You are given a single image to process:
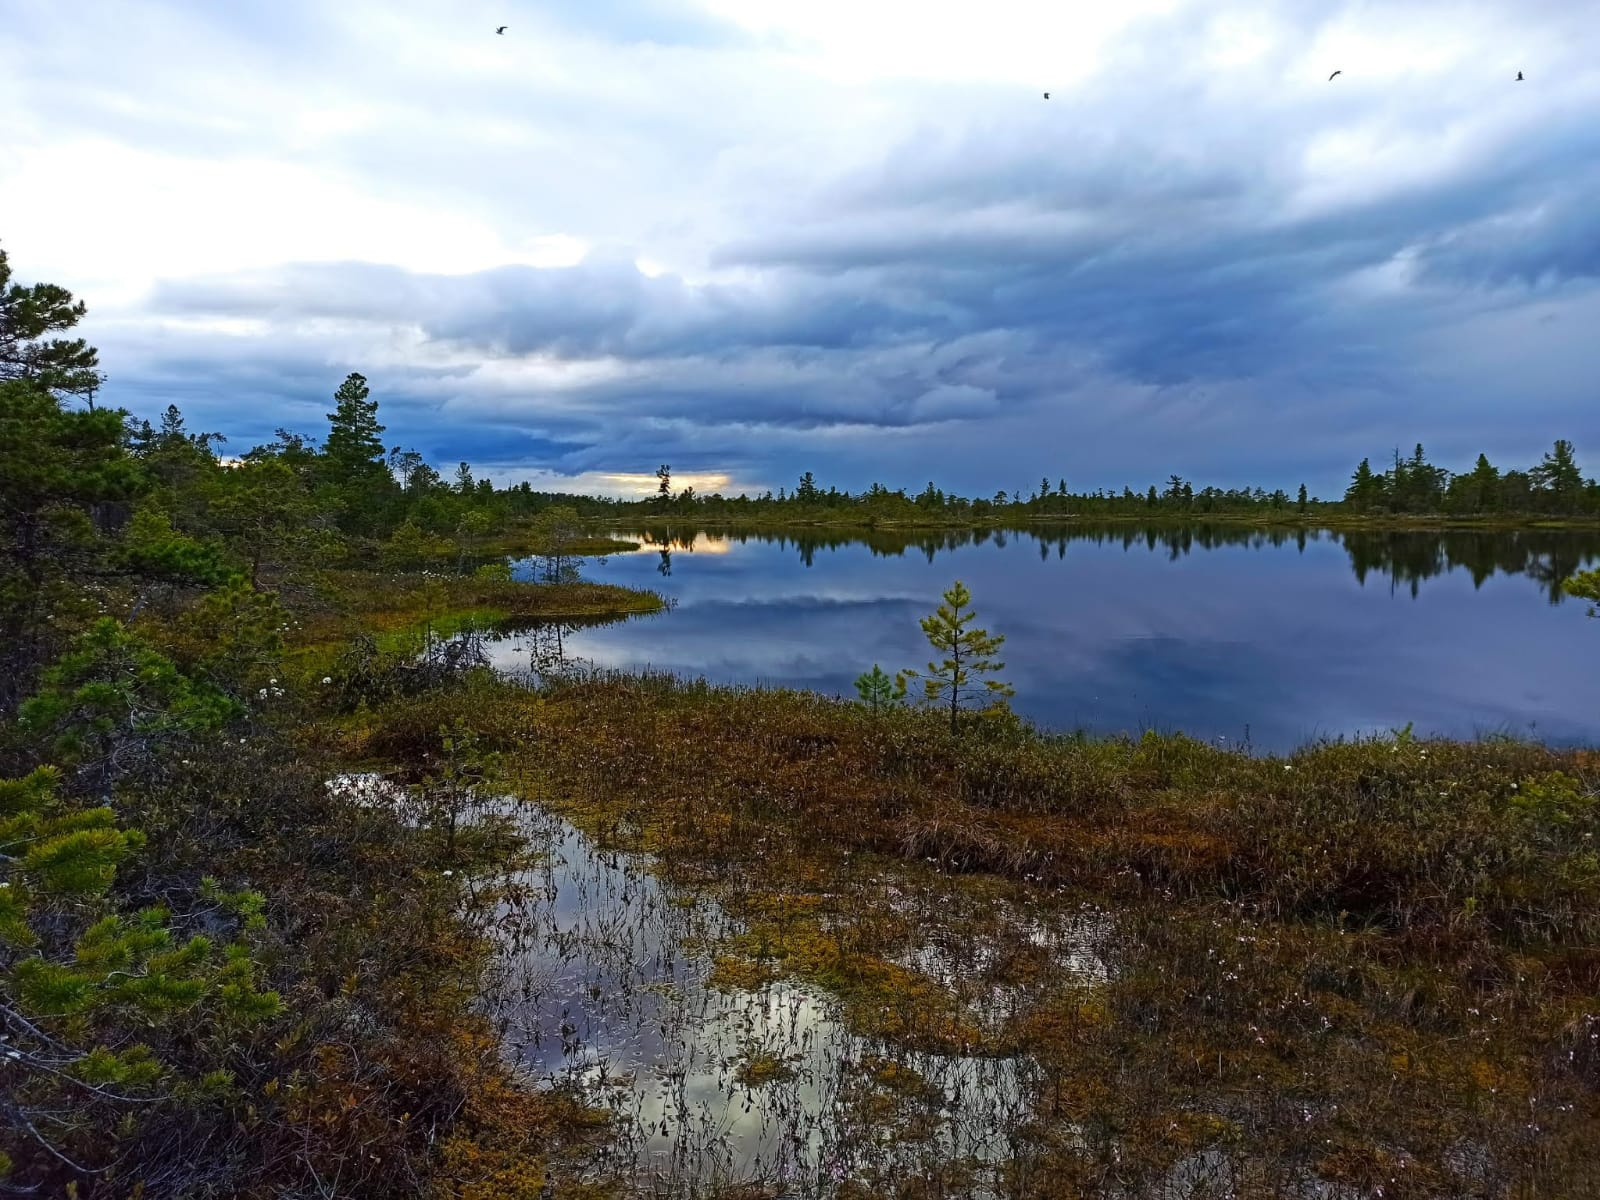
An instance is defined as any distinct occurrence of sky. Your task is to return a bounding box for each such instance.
[3,0,1598,499]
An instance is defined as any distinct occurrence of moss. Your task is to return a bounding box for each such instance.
[730,1047,797,1088]
[363,674,1600,1193]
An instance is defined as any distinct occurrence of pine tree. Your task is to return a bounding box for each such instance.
[323,373,385,482]
[0,243,104,401]
[0,766,280,1177]
[902,580,1014,734]
[853,665,906,716]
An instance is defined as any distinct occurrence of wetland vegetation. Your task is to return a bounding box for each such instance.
[3,245,1599,1197]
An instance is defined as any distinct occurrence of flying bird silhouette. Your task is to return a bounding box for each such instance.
[496,25,507,34]
[1043,92,1050,99]
[1328,69,1341,80]
[1516,70,1524,80]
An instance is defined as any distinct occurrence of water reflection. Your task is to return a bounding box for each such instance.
[612,523,1600,603]
[496,524,1600,751]
[483,807,1048,1196]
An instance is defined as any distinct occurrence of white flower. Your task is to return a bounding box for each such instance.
[1284,764,1293,772]
[442,870,454,877]
[258,689,268,699]
[322,676,333,685]
[269,678,277,685]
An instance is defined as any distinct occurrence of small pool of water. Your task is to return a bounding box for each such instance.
[481,806,1055,1196]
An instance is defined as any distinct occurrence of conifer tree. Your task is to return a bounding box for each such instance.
[853,664,906,715]
[902,580,1014,734]
[1345,458,1380,510]
[0,766,280,1179]
[0,243,103,401]
[1531,439,1584,511]
[323,372,385,482]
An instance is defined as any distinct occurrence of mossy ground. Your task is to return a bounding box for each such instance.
[365,675,1600,1198]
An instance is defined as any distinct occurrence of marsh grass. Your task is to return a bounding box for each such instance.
[363,674,1600,1197]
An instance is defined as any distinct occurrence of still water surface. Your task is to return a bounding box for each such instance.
[482,806,1054,1195]
[501,524,1600,752]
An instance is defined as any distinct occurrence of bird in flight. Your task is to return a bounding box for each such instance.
[1328,69,1341,80]
[1043,92,1050,99]
[496,25,508,34]
[1516,70,1524,80]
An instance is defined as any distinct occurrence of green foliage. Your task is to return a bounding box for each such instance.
[210,456,333,586]
[382,518,454,568]
[0,376,143,704]
[853,664,906,715]
[0,242,102,399]
[322,371,385,480]
[411,719,505,861]
[528,504,585,582]
[454,507,493,574]
[18,618,242,772]
[901,580,1014,734]
[0,768,138,940]
[1,766,280,1177]
[120,503,237,587]
[1564,566,1600,616]
[174,576,289,693]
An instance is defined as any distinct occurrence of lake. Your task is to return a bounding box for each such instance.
[498,524,1600,753]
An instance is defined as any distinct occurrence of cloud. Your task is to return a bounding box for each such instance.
[3,0,1600,496]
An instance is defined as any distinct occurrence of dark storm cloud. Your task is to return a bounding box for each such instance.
[151,258,965,360]
[8,0,1600,494]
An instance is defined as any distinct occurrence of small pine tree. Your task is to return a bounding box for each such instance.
[853,664,906,715]
[0,766,280,1176]
[902,580,1015,734]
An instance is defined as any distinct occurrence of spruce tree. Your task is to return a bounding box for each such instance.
[323,373,385,483]
[1345,458,1379,510]
[1532,440,1584,512]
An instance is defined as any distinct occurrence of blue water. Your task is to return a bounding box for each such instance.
[500,524,1600,752]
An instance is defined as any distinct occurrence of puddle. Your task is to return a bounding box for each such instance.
[328,774,1393,1197]
[482,806,1048,1196]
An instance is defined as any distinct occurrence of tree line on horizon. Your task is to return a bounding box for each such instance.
[627,443,1600,521]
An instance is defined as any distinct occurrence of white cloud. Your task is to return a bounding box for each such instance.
[2,0,1599,496]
